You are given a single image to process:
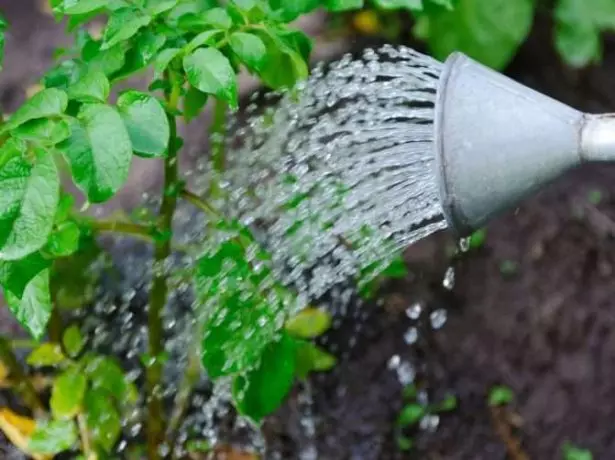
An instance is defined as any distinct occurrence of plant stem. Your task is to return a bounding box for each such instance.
[146,72,182,460]
[47,308,63,343]
[180,189,221,220]
[0,337,44,416]
[9,339,37,349]
[167,344,201,458]
[210,98,227,197]
[88,220,154,242]
[77,413,92,458]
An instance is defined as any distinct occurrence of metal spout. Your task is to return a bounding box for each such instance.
[434,52,615,235]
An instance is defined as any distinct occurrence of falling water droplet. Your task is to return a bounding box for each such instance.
[442,266,455,290]
[405,303,422,320]
[429,309,448,330]
[404,327,418,344]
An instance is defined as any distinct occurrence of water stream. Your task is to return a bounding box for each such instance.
[220,45,448,299]
[76,45,450,458]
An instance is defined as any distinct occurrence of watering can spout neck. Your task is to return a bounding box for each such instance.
[581,114,615,163]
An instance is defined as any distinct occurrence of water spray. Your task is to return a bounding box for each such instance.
[435,52,615,235]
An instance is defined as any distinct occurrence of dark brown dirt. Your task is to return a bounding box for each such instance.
[4,2,615,460]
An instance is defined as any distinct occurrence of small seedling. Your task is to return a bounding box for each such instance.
[488,385,514,407]
[562,442,593,460]
[499,260,519,277]
[587,189,603,205]
[469,228,487,249]
[396,384,457,451]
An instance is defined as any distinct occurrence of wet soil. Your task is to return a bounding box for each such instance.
[3,2,615,459]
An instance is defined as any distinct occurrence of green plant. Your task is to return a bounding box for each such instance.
[562,442,593,460]
[468,228,487,249]
[347,0,615,71]
[488,385,514,407]
[395,384,457,452]
[499,260,519,278]
[0,0,391,458]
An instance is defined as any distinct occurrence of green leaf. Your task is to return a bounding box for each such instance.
[562,442,593,460]
[62,324,85,358]
[435,394,457,412]
[59,103,132,203]
[232,333,297,423]
[0,151,60,261]
[0,15,7,72]
[403,384,418,399]
[197,235,286,378]
[268,0,319,21]
[488,385,514,407]
[54,193,75,224]
[422,0,535,70]
[201,292,280,378]
[468,228,487,249]
[554,0,614,67]
[51,365,87,419]
[117,91,169,158]
[67,67,110,103]
[184,30,225,55]
[83,40,128,77]
[202,7,233,29]
[45,221,81,257]
[0,252,50,299]
[109,30,168,81]
[154,47,182,76]
[325,0,364,11]
[183,47,238,109]
[166,0,220,27]
[183,86,208,122]
[61,0,108,14]
[380,256,408,278]
[285,307,332,338]
[102,7,152,51]
[85,355,136,403]
[275,29,312,63]
[4,89,68,132]
[429,0,453,8]
[12,118,71,146]
[43,60,81,92]
[255,30,308,89]
[295,341,336,379]
[27,343,66,367]
[133,29,167,67]
[51,234,101,310]
[397,403,425,427]
[397,435,414,451]
[145,0,179,15]
[0,137,25,169]
[373,0,422,10]
[230,32,267,72]
[29,419,78,455]
[84,387,122,452]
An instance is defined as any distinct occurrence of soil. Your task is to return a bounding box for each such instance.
[3,2,615,460]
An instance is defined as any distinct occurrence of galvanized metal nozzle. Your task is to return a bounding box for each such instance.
[435,52,615,236]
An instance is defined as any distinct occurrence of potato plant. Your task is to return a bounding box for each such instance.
[0,0,356,458]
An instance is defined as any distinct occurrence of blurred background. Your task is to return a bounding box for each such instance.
[3,1,615,458]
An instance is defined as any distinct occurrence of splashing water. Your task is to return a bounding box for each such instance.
[220,44,448,300]
[71,45,452,457]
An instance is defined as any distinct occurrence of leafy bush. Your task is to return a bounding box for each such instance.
[0,0,353,457]
[350,0,615,70]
